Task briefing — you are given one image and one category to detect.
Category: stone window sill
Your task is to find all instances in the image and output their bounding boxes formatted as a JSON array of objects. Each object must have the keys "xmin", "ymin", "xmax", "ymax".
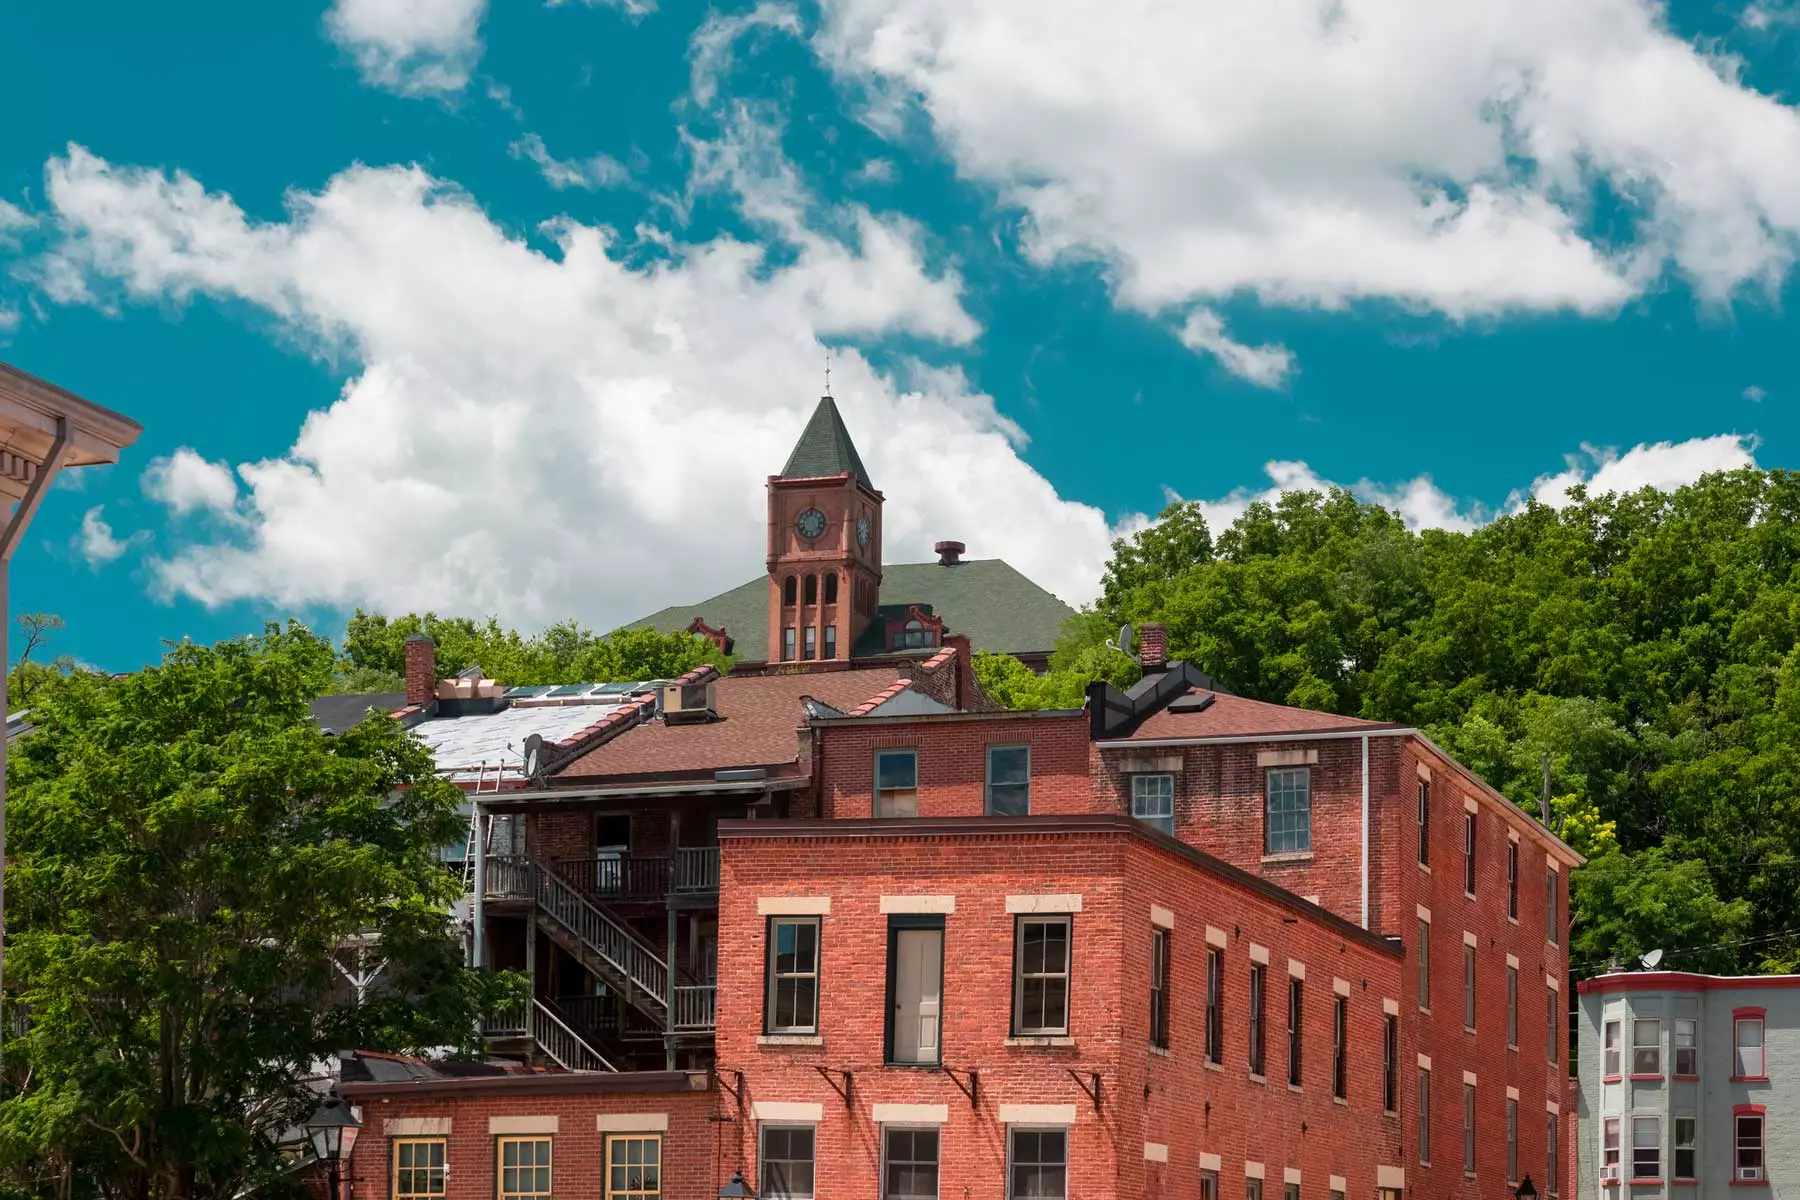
[
  {"xmin": 1262, "ymin": 852, "xmax": 1315, "ymax": 865},
  {"xmin": 1005, "ymin": 1036, "xmax": 1075, "ymax": 1048},
  {"xmin": 1150, "ymin": 1046, "xmax": 1171, "ymax": 1058},
  {"xmin": 1203, "ymin": 1060, "xmax": 1224, "ymax": 1073},
  {"xmin": 1730, "ymin": 1075, "xmax": 1769, "ymax": 1083},
  {"xmin": 1249, "ymin": 1072, "xmax": 1267, "ymax": 1086},
  {"xmin": 757, "ymin": 1034, "xmax": 823, "ymax": 1047}
]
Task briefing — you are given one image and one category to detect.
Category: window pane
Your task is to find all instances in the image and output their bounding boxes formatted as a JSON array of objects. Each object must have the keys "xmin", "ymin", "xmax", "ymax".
[
  {"xmin": 1737, "ymin": 1116, "xmax": 1764, "ymax": 1171},
  {"xmin": 1417, "ymin": 920, "xmax": 1430, "ymax": 1008},
  {"xmin": 1737, "ymin": 1018, "xmax": 1764, "ymax": 1077},
  {"xmin": 762, "ymin": 1127, "xmax": 816, "ymax": 1199},
  {"xmin": 1603, "ymin": 1020, "xmax": 1620, "ymax": 1076},
  {"xmin": 877, "ymin": 751, "xmax": 918, "ymax": 790},
  {"xmin": 1009, "ymin": 1130, "xmax": 1067, "ymax": 1199},
  {"xmin": 884, "ymin": 1129, "xmax": 940, "ymax": 1200},
  {"xmin": 1632, "ymin": 1116, "xmax": 1661, "ymax": 1178},
  {"xmin": 1633, "ymin": 1018, "xmax": 1661, "ymax": 1074},
  {"xmin": 986, "ymin": 746, "xmax": 1031, "ymax": 816},
  {"xmin": 1674, "ymin": 1117, "xmax": 1695, "ymax": 1181},
  {"xmin": 1265, "ymin": 769, "xmax": 1312, "ymax": 854},
  {"xmin": 1674, "ymin": 1018, "xmax": 1697, "ymax": 1075},
  {"xmin": 1132, "ymin": 774, "xmax": 1175, "ymax": 835}
]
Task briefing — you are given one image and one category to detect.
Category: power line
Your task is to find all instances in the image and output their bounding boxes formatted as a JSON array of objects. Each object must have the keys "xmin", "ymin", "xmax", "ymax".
[{"xmin": 1571, "ymin": 926, "xmax": 1800, "ymax": 975}]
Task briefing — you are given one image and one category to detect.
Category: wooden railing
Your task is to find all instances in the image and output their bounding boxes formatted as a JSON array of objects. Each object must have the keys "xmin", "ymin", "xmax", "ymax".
[
  {"xmin": 673, "ymin": 847, "xmax": 720, "ymax": 894},
  {"xmin": 480, "ymin": 997, "xmax": 527, "ymax": 1038},
  {"xmin": 536, "ymin": 868, "xmax": 669, "ymax": 1013},
  {"xmin": 529, "ymin": 999, "xmax": 616, "ymax": 1072},
  {"xmin": 674, "ymin": 985, "xmax": 717, "ymax": 1031},
  {"xmin": 483, "ymin": 855, "xmax": 533, "ymax": 900},
  {"xmin": 554, "ymin": 854, "xmax": 670, "ymax": 903}
]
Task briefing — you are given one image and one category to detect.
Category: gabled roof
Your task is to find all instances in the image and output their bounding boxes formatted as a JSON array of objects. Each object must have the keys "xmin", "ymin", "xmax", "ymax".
[
  {"xmin": 1122, "ymin": 688, "xmax": 1405, "ymax": 742},
  {"xmin": 632, "ymin": 559, "xmax": 1073, "ymax": 661},
  {"xmin": 779, "ymin": 396, "xmax": 874, "ymax": 489},
  {"xmin": 552, "ymin": 666, "xmax": 906, "ymax": 780},
  {"xmin": 310, "ymin": 692, "xmax": 407, "ymax": 736}
]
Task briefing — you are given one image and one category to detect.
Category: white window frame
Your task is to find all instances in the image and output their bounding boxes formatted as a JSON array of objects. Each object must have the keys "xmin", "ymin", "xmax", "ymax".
[
  {"xmin": 874, "ymin": 749, "xmax": 919, "ymax": 819},
  {"xmin": 1603, "ymin": 1019, "xmax": 1621, "ymax": 1077},
  {"xmin": 1631, "ymin": 1115, "xmax": 1661, "ymax": 1180},
  {"xmin": 1132, "ymin": 773, "xmax": 1175, "ymax": 835},
  {"xmin": 985, "ymin": 745, "xmax": 1031, "ymax": 816},
  {"xmin": 1736, "ymin": 1017, "xmax": 1766, "ymax": 1079},
  {"xmin": 1632, "ymin": 1018, "xmax": 1661, "ymax": 1076},
  {"xmin": 1673, "ymin": 1116, "xmax": 1696, "ymax": 1182},
  {"xmin": 1674, "ymin": 1018, "xmax": 1697, "ymax": 1076},
  {"xmin": 1264, "ymin": 767, "xmax": 1312, "ymax": 854}
]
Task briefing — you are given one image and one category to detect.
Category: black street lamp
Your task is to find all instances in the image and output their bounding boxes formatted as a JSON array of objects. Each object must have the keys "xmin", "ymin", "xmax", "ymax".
[
  {"xmin": 1516, "ymin": 1175, "xmax": 1539, "ymax": 1200},
  {"xmin": 719, "ymin": 1169, "xmax": 758, "ymax": 1199},
  {"xmin": 305, "ymin": 1091, "xmax": 361, "ymax": 1200}
]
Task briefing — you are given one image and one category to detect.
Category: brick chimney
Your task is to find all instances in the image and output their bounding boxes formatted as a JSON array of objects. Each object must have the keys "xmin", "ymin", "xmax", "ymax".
[
  {"xmin": 404, "ymin": 636, "xmax": 437, "ymax": 706},
  {"xmin": 1138, "ymin": 623, "xmax": 1168, "ymax": 672}
]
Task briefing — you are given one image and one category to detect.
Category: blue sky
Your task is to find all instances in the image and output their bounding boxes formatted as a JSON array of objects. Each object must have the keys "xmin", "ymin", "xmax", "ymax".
[{"xmin": 0, "ymin": 0, "xmax": 1797, "ymax": 673}]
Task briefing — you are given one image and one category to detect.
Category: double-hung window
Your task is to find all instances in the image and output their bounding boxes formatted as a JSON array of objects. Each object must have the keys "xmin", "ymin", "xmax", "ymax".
[
  {"xmin": 1735, "ymin": 1012, "xmax": 1766, "ymax": 1079},
  {"xmin": 1462, "ymin": 942, "xmax": 1476, "ymax": 1031},
  {"xmin": 1463, "ymin": 812, "xmax": 1477, "ymax": 895},
  {"xmin": 1265, "ymin": 768, "xmax": 1311, "ymax": 854},
  {"xmin": 1673, "ymin": 1117, "xmax": 1696, "ymax": 1182},
  {"xmin": 760, "ymin": 1126, "xmax": 816, "ymax": 1199},
  {"xmin": 605, "ymin": 1135, "xmax": 661, "ymax": 1200},
  {"xmin": 1736, "ymin": 1110, "xmax": 1766, "ymax": 1180},
  {"xmin": 1416, "ymin": 779, "xmax": 1430, "ymax": 866},
  {"xmin": 1332, "ymin": 995, "xmax": 1348, "ymax": 1100},
  {"xmin": 1603, "ymin": 1118, "xmax": 1621, "ymax": 1176},
  {"xmin": 875, "ymin": 750, "xmax": 919, "ymax": 818},
  {"xmin": 1674, "ymin": 1018, "xmax": 1697, "ymax": 1076},
  {"xmin": 1249, "ymin": 963, "xmax": 1268, "ymax": 1076},
  {"xmin": 766, "ymin": 917, "xmax": 821, "ymax": 1035},
  {"xmin": 1008, "ymin": 1130, "xmax": 1067, "ymax": 1200},
  {"xmin": 1506, "ymin": 1098, "xmax": 1518, "ymax": 1184},
  {"xmin": 1602, "ymin": 1019, "xmax": 1621, "ymax": 1076},
  {"xmin": 1631, "ymin": 1116, "xmax": 1661, "ymax": 1180},
  {"xmin": 882, "ymin": 1129, "xmax": 939, "ymax": 1200},
  {"xmin": 1546, "ymin": 868, "xmax": 1558, "ymax": 943},
  {"xmin": 1507, "ymin": 840, "xmax": 1519, "ymax": 919},
  {"xmin": 1205, "ymin": 946, "xmax": 1225, "ymax": 1065},
  {"xmin": 1418, "ymin": 1067, "xmax": 1431, "ymax": 1164},
  {"xmin": 1014, "ymin": 915, "xmax": 1071, "ymax": 1036},
  {"xmin": 1506, "ymin": 965, "xmax": 1518, "ymax": 1048},
  {"xmin": 1462, "ymin": 1083, "xmax": 1475, "ymax": 1174},
  {"xmin": 1382, "ymin": 1013, "xmax": 1398, "ymax": 1113},
  {"xmin": 986, "ymin": 745, "xmax": 1030, "ymax": 816},
  {"xmin": 1132, "ymin": 774, "xmax": 1175, "ymax": 835},
  {"xmin": 1247, "ymin": 1179, "xmax": 1263, "ymax": 1200},
  {"xmin": 1417, "ymin": 919, "xmax": 1430, "ymax": 1009},
  {"xmin": 498, "ymin": 1138, "xmax": 552, "ymax": 1200},
  {"xmin": 1632, "ymin": 1018, "xmax": 1661, "ymax": 1075},
  {"xmin": 393, "ymin": 1140, "xmax": 446, "ymax": 1200},
  {"xmin": 1547, "ymin": 987, "xmax": 1559, "ymax": 1065},
  {"xmin": 1547, "ymin": 1112, "xmax": 1559, "ymax": 1197},
  {"xmin": 1150, "ymin": 927, "xmax": 1172, "ymax": 1050},
  {"xmin": 1287, "ymin": 976, "xmax": 1304, "ymax": 1087}
]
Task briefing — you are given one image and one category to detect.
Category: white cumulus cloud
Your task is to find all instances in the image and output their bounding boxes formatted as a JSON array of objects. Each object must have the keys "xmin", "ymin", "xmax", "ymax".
[
  {"xmin": 816, "ymin": 0, "xmax": 1800, "ymax": 369},
  {"xmin": 1521, "ymin": 435, "xmax": 1758, "ymax": 509},
  {"xmin": 76, "ymin": 506, "xmax": 150, "ymax": 567},
  {"xmin": 324, "ymin": 0, "xmax": 486, "ymax": 96},
  {"xmin": 1177, "ymin": 309, "xmax": 1295, "ymax": 389},
  {"xmin": 37, "ymin": 144, "xmax": 1123, "ymax": 623},
  {"xmin": 142, "ymin": 447, "xmax": 241, "ymax": 518}
]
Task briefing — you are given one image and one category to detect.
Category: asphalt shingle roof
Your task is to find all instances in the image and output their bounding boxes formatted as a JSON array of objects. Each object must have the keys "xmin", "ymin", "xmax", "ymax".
[
  {"xmin": 631, "ymin": 558, "xmax": 1074, "ymax": 662},
  {"xmin": 779, "ymin": 396, "xmax": 874, "ymax": 488},
  {"xmin": 1126, "ymin": 689, "xmax": 1406, "ymax": 742}
]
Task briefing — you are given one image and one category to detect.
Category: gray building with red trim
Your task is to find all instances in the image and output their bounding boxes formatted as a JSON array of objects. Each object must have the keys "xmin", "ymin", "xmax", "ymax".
[{"xmin": 1576, "ymin": 971, "xmax": 1798, "ymax": 1198}]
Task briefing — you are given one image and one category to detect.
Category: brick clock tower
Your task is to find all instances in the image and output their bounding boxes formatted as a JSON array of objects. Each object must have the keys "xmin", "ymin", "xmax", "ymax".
[{"xmin": 766, "ymin": 396, "xmax": 883, "ymax": 665}]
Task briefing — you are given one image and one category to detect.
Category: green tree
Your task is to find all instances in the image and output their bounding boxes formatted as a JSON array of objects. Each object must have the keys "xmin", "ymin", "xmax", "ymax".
[
  {"xmin": 0, "ymin": 623, "xmax": 515, "ymax": 1200},
  {"xmin": 1572, "ymin": 847, "xmax": 1752, "ymax": 976},
  {"xmin": 339, "ymin": 611, "xmax": 728, "ymax": 687}
]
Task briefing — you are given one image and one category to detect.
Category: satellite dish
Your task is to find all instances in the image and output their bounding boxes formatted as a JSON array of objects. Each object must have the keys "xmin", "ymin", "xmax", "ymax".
[
  {"xmin": 1640, "ymin": 948, "xmax": 1664, "ymax": 970},
  {"xmin": 522, "ymin": 733, "xmax": 543, "ymax": 783},
  {"xmin": 1118, "ymin": 623, "xmax": 1134, "ymax": 651}
]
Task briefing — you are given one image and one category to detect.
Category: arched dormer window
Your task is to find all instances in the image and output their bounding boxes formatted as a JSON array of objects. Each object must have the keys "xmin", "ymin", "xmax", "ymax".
[
  {"xmin": 823, "ymin": 573, "xmax": 839, "ymax": 604},
  {"xmin": 782, "ymin": 575, "xmax": 797, "ymax": 606},
  {"xmin": 804, "ymin": 574, "xmax": 818, "ymax": 605}
]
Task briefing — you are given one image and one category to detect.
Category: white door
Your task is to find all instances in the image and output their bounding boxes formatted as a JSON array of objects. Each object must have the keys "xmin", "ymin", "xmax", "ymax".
[{"xmin": 893, "ymin": 929, "xmax": 943, "ymax": 1064}]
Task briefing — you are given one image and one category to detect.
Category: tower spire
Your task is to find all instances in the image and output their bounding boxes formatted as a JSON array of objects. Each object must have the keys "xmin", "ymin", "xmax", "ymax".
[{"xmin": 778, "ymin": 394, "xmax": 874, "ymax": 490}]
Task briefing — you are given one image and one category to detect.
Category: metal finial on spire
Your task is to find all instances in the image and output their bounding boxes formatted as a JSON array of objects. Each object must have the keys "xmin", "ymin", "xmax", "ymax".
[{"xmin": 824, "ymin": 355, "xmax": 832, "ymax": 397}]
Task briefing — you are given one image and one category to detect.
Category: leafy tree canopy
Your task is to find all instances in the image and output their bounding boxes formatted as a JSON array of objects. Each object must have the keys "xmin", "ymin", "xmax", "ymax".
[
  {"xmin": 336, "ymin": 612, "xmax": 728, "ymax": 691},
  {"xmin": 987, "ymin": 469, "xmax": 1800, "ymax": 974},
  {"xmin": 0, "ymin": 623, "xmax": 516, "ymax": 1200}
]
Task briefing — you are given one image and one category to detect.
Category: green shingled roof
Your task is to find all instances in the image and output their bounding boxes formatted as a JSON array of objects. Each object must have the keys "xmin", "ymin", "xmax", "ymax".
[
  {"xmin": 632, "ymin": 559, "xmax": 1075, "ymax": 662},
  {"xmin": 779, "ymin": 396, "xmax": 874, "ymax": 489}
]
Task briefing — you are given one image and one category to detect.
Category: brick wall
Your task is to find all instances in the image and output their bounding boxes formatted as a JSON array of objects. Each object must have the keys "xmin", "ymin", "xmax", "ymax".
[
  {"xmin": 716, "ymin": 820, "xmax": 1408, "ymax": 1200},
  {"xmin": 817, "ymin": 712, "xmax": 1091, "ymax": 819},
  {"xmin": 339, "ymin": 1082, "xmax": 727, "ymax": 1200}
]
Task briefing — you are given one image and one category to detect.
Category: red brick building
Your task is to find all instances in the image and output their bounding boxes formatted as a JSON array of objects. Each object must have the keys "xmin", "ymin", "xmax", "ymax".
[{"xmin": 333, "ymin": 403, "xmax": 1580, "ymax": 1200}]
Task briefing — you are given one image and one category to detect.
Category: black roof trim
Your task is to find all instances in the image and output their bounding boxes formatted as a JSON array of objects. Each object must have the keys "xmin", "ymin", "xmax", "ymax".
[{"xmin": 718, "ymin": 813, "xmax": 1401, "ymax": 958}]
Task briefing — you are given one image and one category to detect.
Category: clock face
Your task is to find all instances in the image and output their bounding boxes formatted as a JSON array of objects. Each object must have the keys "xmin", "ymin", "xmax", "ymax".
[
  {"xmin": 795, "ymin": 507, "xmax": 828, "ymax": 541},
  {"xmin": 856, "ymin": 516, "xmax": 871, "ymax": 548}
]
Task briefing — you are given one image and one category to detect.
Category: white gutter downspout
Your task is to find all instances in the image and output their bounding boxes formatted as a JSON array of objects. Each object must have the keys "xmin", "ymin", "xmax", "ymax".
[{"xmin": 1360, "ymin": 733, "xmax": 1370, "ymax": 930}]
